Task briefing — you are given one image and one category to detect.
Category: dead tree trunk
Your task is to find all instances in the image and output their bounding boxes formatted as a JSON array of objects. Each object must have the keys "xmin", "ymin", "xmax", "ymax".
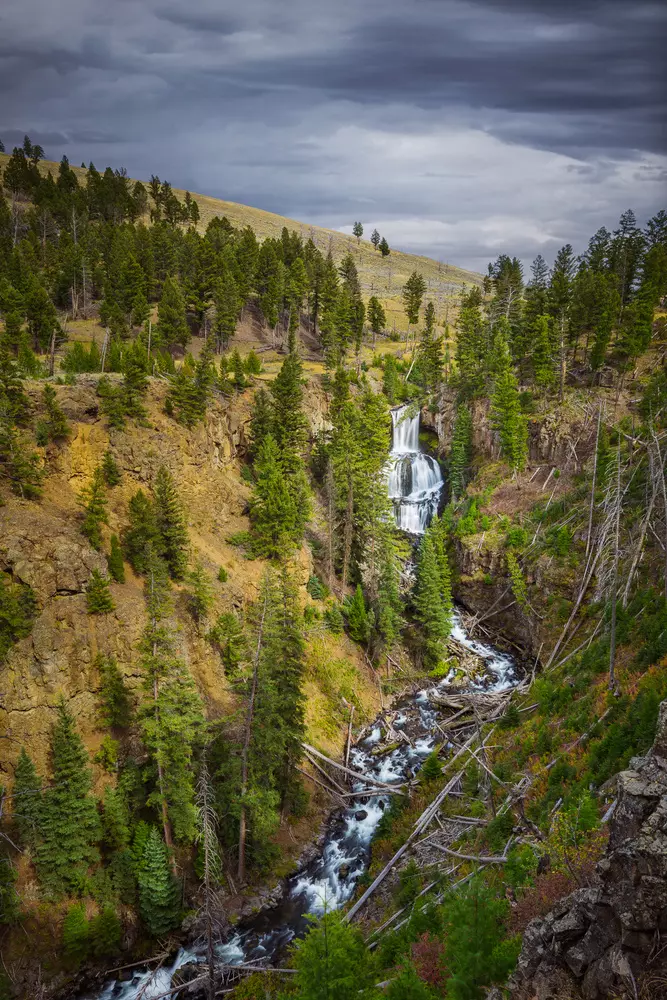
[
  {"xmin": 608, "ymin": 444, "xmax": 622, "ymax": 690},
  {"xmin": 585, "ymin": 407, "xmax": 602, "ymax": 559},
  {"xmin": 197, "ymin": 751, "xmax": 219, "ymax": 1000},
  {"xmin": 238, "ymin": 594, "xmax": 267, "ymax": 883}
]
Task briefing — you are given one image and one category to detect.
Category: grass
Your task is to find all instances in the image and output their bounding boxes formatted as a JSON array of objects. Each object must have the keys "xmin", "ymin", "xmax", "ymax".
[{"xmin": 0, "ymin": 152, "xmax": 483, "ymax": 332}]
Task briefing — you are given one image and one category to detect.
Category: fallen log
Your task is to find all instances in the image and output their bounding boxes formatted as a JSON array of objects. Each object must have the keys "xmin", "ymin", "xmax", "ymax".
[
  {"xmin": 301, "ymin": 743, "xmax": 406, "ymax": 791},
  {"xmin": 296, "ymin": 767, "xmax": 346, "ymax": 806}
]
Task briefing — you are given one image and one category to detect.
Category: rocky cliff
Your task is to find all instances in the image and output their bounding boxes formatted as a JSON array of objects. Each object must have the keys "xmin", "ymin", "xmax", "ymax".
[{"xmin": 505, "ymin": 700, "xmax": 667, "ymax": 1000}]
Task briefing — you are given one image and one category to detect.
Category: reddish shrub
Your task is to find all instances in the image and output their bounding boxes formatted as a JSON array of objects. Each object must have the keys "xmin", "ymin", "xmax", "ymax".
[{"xmin": 411, "ymin": 932, "xmax": 448, "ymax": 991}]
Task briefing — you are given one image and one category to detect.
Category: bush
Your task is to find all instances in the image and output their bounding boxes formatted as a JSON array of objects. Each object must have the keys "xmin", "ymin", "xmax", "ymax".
[
  {"xmin": 217, "ymin": 566, "xmax": 228, "ymax": 583},
  {"xmin": 306, "ymin": 574, "xmax": 326, "ymax": 600}
]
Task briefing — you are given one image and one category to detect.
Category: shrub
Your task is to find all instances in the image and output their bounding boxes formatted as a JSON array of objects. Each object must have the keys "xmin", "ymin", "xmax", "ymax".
[
  {"xmin": 306, "ymin": 574, "xmax": 326, "ymax": 600},
  {"xmin": 217, "ymin": 566, "xmax": 228, "ymax": 583},
  {"xmin": 62, "ymin": 904, "xmax": 89, "ymax": 964},
  {"xmin": 86, "ymin": 569, "xmax": 115, "ymax": 614}
]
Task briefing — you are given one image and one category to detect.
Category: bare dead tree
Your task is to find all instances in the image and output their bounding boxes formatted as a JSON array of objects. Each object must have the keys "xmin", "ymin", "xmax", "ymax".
[
  {"xmin": 238, "ymin": 585, "xmax": 268, "ymax": 883},
  {"xmin": 607, "ymin": 442, "xmax": 622, "ymax": 690},
  {"xmin": 196, "ymin": 750, "xmax": 222, "ymax": 1000}
]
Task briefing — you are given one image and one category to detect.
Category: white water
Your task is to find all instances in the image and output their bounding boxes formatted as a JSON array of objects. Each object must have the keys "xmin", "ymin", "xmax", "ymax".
[{"xmin": 387, "ymin": 405, "xmax": 444, "ymax": 534}]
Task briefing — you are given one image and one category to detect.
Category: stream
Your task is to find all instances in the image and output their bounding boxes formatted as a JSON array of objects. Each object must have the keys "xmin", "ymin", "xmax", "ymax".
[{"xmin": 85, "ymin": 405, "xmax": 519, "ymax": 999}]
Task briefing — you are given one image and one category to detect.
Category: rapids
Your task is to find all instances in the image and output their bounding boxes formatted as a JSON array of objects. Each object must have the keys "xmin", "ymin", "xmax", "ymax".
[
  {"xmin": 84, "ymin": 612, "xmax": 517, "ymax": 1000},
  {"xmin": 387, "ymin": 405, "xmax": 444, "ymax": 533}
]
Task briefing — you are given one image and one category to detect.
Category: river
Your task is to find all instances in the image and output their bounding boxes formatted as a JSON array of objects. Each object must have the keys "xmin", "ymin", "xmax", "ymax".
[{"xmin": 84, "ymin": 404, "xmax": 517, "ymax": 999}]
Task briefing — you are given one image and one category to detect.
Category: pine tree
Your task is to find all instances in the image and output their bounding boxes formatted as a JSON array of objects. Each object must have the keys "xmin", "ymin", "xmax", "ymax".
[
  {"xmin": 250, "ymin": 434, "xmax": 299, "ymax": 558},
  {"xmin": 212, "ymin": 271, "xmax": 240, "ymax": 352},
  {"xmin": 379, "ymin": 237, "xmax": 390, "ymax": 257},
  {"xmin": 403, "ymin": 271, "xmax": 427, "ymax": 326},
  {"xmin": 248, "ymin": 387, "xmax": 274, "ymax": 460},
  {"xmin": 97, "ymin": 654, "xmax": 132, "ymax": 728},
  {"xmin": 62, "ymin": 903, "xmax": 89, "ymax": 964},
  {"xmin": 455, "ymin": 289, "xmax": 487, "ymax": 398},
  {"xmin": 137, "ymin": 827, "xmax": 180, "ymax": 936},
  {"xmin": 131, "ymin": 290, "xmax": 150, "ymax": 328},
  {"xmin": 532, "ymin": 314, "xmax": 556, "ymax": 391},
  {"xmin": 490, "ymin": 332, "xmax": 528, "ymax": 474},
  {"xmin": 413, "ymin": 530, "xmax": 452, "ymax": 665},
  {"xmin": 420, "ymin": 751, "xmax": 442, "ymax": 782},
  {"xmin": 292, "ymin": 912, "xmax": 374, "ymax": 1000},
  {"xmin": 371, "ymin": 229, "xmax": 381, "ymax": 251},
  {"xmin": 367, "ymin": 296, "xmax": 386, "ymax": 345},
  {"xmin": 153, "ymin": 466, "xmax": 189, "ymax": 579},
  {"xmin": 12, "ymin": 747, "xmax": 43, "ymax": 848},
  {"xmin": 186, "ymin": 562, "xmax": 214, "ymax": 623},
  {"xmin": 352, "ymin": 221, "xmax": 364, "ymax": 242},
  {"xmin": 156, "ymin": 276, "xmax": 189, "ymax": 351},
  {"xmin": 101, "ymin": 786, "xmax": 131, "ymax": 850},
  {"xmin": 448, "ymin": 405, "xmax": 472, "ymax": 501},
  {"xmin": 230, "ymin": 349, "xmax": 246, "ymax": 390},
  {"xmin": 122, "ymin": 490, "xmax": 160, "ymax": 574},
  {"xmin": 344, "ymin": 585, "xmax": 371, "ymax": 645},
  {"xmin": 101, "ymin": 450, "xmax": 121, "ymax": 487},
  {"xmin": 0, "ymin": 421, "xmax": 43, "ymax": 498},
  {"xmin": 245, "ymin": 350, "xmax": 262, "ymax": 375},
  {"xmin": 86, "ymin": 569, "xmax": 115, "ymax": 614},
  {"xmin": 382, "ymin": 355, "xmax": 400, "ymax": 404},
  {"xmin": 107, "ymin": 534, "xmax": 125, "ymax": 583},
  {"xmin": 385, "ymin": 963, "xmax": 436, "ymax": 1000},
  {"xmin": 78, "ymin": 467, "xmax": 108, "ymax": 550},
  {"xmin": 42, "ymin": 384, "xmax": 70, "ymax": 442},
  {"xmin": 88, "ymin": 907, "xmax": 122, "ymax": 958},
  {"xmin": 36, "ymin": 700, "xmax": 101, "ymax": 897},
  {"xmin": 209, "ymin": 611, "xmax": 247, "ymax": 676}
]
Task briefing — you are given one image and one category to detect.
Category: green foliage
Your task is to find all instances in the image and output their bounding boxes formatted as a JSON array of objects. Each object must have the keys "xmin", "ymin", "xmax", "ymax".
[
  {"xmin": 122, "ymin": 489, "xmax": 160, "ymax": 574},
  {"xmin": 506, "ymin": 551, "xmax": 528, "ymax": 608},
  {"xmin": 11, "ymin": 747, "xmax": 43, "ymax": 848},
  {"xmin": 306, "ymin": 575, "xmax": 326, "ymax": 600},
  {"xmin": 382, "ymin": 354, "xmax": 400, "ymax": 403},
  {"xmin": 291, "ymin": 912, "xmax": 376, "ymax": 1000},
  {"xmin": 107, "ymin": 533, "xmax": 126, "ymax": 583},
  {"xmin": 86, "ymin": 569, "xmax": 115, "ymax": 614},
  {"xmin": 245, "ymin": 349, "xmax": 262, "ymax": 375},
  {"xmin": 62, "ymin": 903, "xmax": 89, "ymax": 964},
  {"xmin": 101, "ymin": 450, "xmax": 121, "ymax": 487},
  {"xmin": 249, "ymin": 433, "xmax": 300, "ymax": 558},
  {"xmin": 413, "ymin": 526, "xmax": 453, "ymax": 665},
  {"xmin": 490, "ymin": 332, "xmax": 528, "ymax": 473},
  {"xmin": 343, "ymin": 585, "xmax": 372, "ymax": 645},
  {"xmin": 137, "ymin": 827, "xmax": 180, "ymax": 936},
  {"xmin": 94, "ymin": 734, "xmax": 120, "ymax": 772},
  {"xmin": 153, "ymin": 466, "xmax": 189, "ymax": 579},
  {"xmin": 88, "ymin": 907, "xmax": 122, "ymax": 958},
  {"xmin": 78, "ymin": 467, "xmax": 108, "ymax": 550},
  {"xmin": 0, "ymin": 572, "xmax": 36, "ymax": 664},
  {"xmin": 209, "ymin": 612, "xmax": 247, "ymax": 676},
  {"xmin": 403, "ymin": 271, "xmax": 427, "ymax": 326},
  {"xmin": 420, "ymin": 751, "xmax": 442, "ymax": 783},
  {"xmin": 448, "ymin": 405, "xmax": 472, "ymax": 501},
  {"xmin": 35, "ymin": 700, "xmax": 101, "ymax": 897},
  {"xmin": 324, "ymin": 604, "xmax": 345, "ymax": 635},
  {"xmin": 40, "ymin": 384, "xmax": 70, "ymax": 443},
  {"xmin": 156, "ymin": 275, "xmax": 189, "ymax": 350},
  {"xmin": 217, "ymin": 565, "xmax": 228, "ymax": 583},
  {"xmin": 186, "ymin": 562, "xmax": 214, "ymax": 623}
]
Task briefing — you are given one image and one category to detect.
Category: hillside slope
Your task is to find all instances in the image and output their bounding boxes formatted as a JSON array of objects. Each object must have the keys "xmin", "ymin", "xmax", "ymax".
[{"xmin": 0, "ymin": 152, "xmax": 483, "ymax": 331}]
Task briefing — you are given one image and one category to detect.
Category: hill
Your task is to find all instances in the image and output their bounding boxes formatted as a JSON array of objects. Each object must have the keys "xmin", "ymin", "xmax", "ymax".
[{"xmin": 0, "ymin": 152, "xmax": 482, "ymax": 332}]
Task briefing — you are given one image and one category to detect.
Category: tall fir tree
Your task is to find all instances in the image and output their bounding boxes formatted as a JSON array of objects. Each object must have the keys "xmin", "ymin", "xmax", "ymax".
[
  {"xmin": 448, "ymin": 405, "xmax": 472, "ymax": 501},
  {"xmin": 153, "ymin": 466, "xmax": 189, "ymax": 579},
  {"xmin": 413, "ymin": 529, "xmax": 452, "ymax": 665},
  {"xmin": 86, "ymin": 568, "xmax": 115, "ymax": 614},
  {"xmin": 12, "ymin": 747, "xmax": 43, "ymax": 849},
  {"xmin": 137, "ymin": 827, "xmax": 180, "ymax": 936},
  {"xmin": 156, "ymin": 276, "xmax": 189, "ymax": 351},
  {"xmin": 78, "ymin": 466, "xmax": 108, "ymax": 550},
  {"xmin": 490, "ymin": 332, "xmax": 528, "ymax": 474}
]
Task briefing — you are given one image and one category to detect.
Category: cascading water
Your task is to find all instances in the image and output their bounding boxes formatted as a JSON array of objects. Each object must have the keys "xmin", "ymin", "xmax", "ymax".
[
  {"xmin": 82, "ymin": 618, "xmax": 517, "ymax": 1000},
  {"xmin": 388, "ymin": 404, "xmax": 443, "ymax": 534}
]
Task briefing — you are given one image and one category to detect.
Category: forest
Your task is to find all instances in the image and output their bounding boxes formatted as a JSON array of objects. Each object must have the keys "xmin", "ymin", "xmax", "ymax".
[{"xmin": 0, "ymin": 137, "xmax": 666, "ymax": 1000}]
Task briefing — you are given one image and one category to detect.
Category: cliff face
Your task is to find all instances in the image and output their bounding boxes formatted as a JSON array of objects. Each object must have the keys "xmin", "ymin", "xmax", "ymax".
[
  {"xmin": 0, "ymin": 375, "xmax": 366, "ymax": 781},
  {"xmin": 505, "ymin": 701, "xmax": 667, "ymax": 1000}
]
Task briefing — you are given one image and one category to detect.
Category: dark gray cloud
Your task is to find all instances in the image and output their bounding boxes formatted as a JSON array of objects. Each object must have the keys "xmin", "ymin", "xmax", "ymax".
[{"xmin": 1, "ymin": 0, "xmax": 665, "ymax": 269}]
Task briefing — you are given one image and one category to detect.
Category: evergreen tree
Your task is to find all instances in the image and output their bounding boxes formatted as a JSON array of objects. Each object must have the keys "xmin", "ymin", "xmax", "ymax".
[
  {"xmin": 367, "ymin": 296, "xmax": 386, "ymax": 345},
  {"xmin": 88, "ymin": 907, "xmax": 122, "ymax": 958},
  {"xmin": 36, "ymin": 700, "xmax": 101, "ymax": 897},
  {"xmin": 379, "ymin": 237, "xmax": 390, "ymax": 257},
  {"xmin": 131, "ymin": 290, "xmax": 150, "ymax": 328},
  {"xmin": 344, "ymin": 585, "xmax": 372, "ymax": 645},
  {"xmin": 245, "ymin": 349, "xmax": 262, "ymax": 375},
  {"xmin": 250, "ymin": 434, "xmax": 299, "ymax": 558},
  {"xmin": 101, "ymin": 787, "xmax": 131, "ymax": 850},
  {"xmin": 371, "ymin": 228, "xmax": 381, "ymax": 250},
  {"xmin": 153, "ymin": 466, "xmax": 189, "ymax": 579},
  {"xmin": 0, "ymin": 420, "xmax": 43, "ymax": 498},
  {"xmin": 0, "ymin": 348, "xmax": 31, "ymax": 424},
  {"xmin": 137, "ymin": 827, "xmax": 180, "ymax": 936},
  {"xmin": 352, "ymin": 221, "xmax": 364, "ymax": 242},
  {"xmin": 86, "ymin": 569, "xmax": 115, "ymax": 614},
  {"xmin": 248, "ymin": 386, "xmax": 274, "ymax": 459},
  {"xmin": 291, "ymin": 912, "xmax": 375, "ymax": 1000},
  {"xmin": 156, "ymin": 276, "xmax": 189, "ymax": 351},
  {"xmin": 402, "ymin": 271, "xmax": 427, "ymax": 326},
  {"xmin": 490, "ymin": 332, "xmax": 528, "ymax": 474},
  {"xmin": 382, "ymin": 354, "xmax": 400, "ymax": 404},
  {"xmin": 212, "ymin": 270, "xmax": 239, "ymax": 352},
  {"xmin": 413, "ymin": 530, "xmax": 452, "ymax": 665},
  {"xmin": 107, "ymin": 534, "xmax": 125, "ymax": 583},
  {"xmin": 420, "ymin": 750, "xmax": 442, "ymax": 782},
  {"xmin": 62, "ymin": 904, "xmax": 89, "ymax": 964},
  {"xmin": 532, "ymin": 314, "xmax": 556, "ymax": 391},
  {"xmin": 455, "ymin": 288, "xmax": 487, "ymax": 398},
  {"xmin": 101, "ymin": 450, "xmax": 121, "ymax": 487},
  {"xmin": 230, "ymin": 349, "xmax": 246, "ymax": 389},
  {"xmin": 385, "ymin": 963, "xmax": 436, "ymax": 1000},
  {"xmin": 209, "ymin": 611, "xmax": 247, "ymax": 676},
  {"xmin": 97, "ymin": 654, "xmax": 132, "ymax": 728},
  {"xmin": 78, "ymin": 467, "xmax": 108, "ymax": 550},
  {"xmin": 41, "ymin": 384, "xmax": 70, "ymax": 442},
  {"xmin": 448, "ymin": 405, "xmax": 472, "ymax": 501},
  {"xmin": 186, "ymin": 562, "xmax": 214, "ymax": 623},
  {"xmin": 11, "ymin": 747, "xmax": 43, "ymax": 849},
  {"xmin": 122, "ymin": 490, "xmax": 160, "ymax": 574}
]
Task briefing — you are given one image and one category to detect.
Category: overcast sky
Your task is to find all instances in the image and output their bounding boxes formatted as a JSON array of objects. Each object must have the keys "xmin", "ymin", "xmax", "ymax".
[{"xmin": 1, "ymin": 0, "xmax": 665, "ymax": 271}]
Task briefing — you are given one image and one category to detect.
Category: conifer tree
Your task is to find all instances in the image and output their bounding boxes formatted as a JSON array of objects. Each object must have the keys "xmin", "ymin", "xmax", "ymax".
[
  {"xmin": 420, "ymin": 750, "xmax": 442, "ymax": 782},
  {"xmin": 78, "ymin": 466, "xmax": 108, "ymax": 550},
  {"xmin": 131, "ymin": 290, "xmax": 150, "ymax": 329},
  {"xmin": 12, "ymin": 747, "xmax": 43, "ymax": 849},
  {"xmin": 382, "ymin": 354, "xmax": 400, "ymax": 404},
  {"xmin": 367, "ymin": 296, "xmax": 386, "ymax": 346},
  {"xmin": 291, "ymin": 912, "xmax": 374, "ymax": 1000},
  {"xmin": 41, "ymin": 384, "xmax": 70, "ymax": 442},
  {"xmin": 156, "ymin": 276, "xmax": 189, "ymax": 351},
  {"xmin": 137, "ymin": 827, "xmax": 180, "ymax": 936},
  {"xmin": 212, "ymin": 271, "xmax": 240, "ymax": 352},
  {"xmin": 248, "ymin": 387, "xmax": 274, "ymax": 460},
  {"xmin": 101, "ymin": 450, "xmax": 121, "ymax": 487},
  {"xmin": 344, "ymin": 585, "xmax": 372, "ymax": 645},
  {"xmin": 490, "ymin": 332, "xmax": 528, "ymax": 474},
  {"xmin": 209, "ymin": 611, "xmax": 247, "ymax": 676},
  {"xmin": 88, "ymin": 907, "xmax": 122, "ymax": 958},
  {"xmin": 413, "ymin": 530, "xmax": 452, "ymax": 665},
  {"xmin": 86, "ymin": 568, "xmax": 115, "ymax": 614},
  {"xmin": 371, "ymin": 228, "xmax": 381, "ymax": 250},
  {"xmin": 230, "ymin": 349, "xmax": 246, "ymax": 390},
  {"xmin": 107, "ymin": 534, "xmax": 125, "ymax": 583},
  {"xmin": 455, "ymin": 288, "xmax": 487, "ymax": 398},
  {"xmin": 0, "ymin": 421, "xmax": 43, "ymax": 498},
  {"xmin": 250, "ymin": 434, "xmax": 299, "ymax": 558},
  {"xmin": 448, "ymin": 405, "xmax": 472, "ymax": 501},
  {"xmin": 244, "ymin": 349, "xmax": 262, "ymax": 375},
  {"xmin": 379, "ymin": 237, "xmax": 390, "ymax": 256},
  {"xmin": 122, "ymin": 490, "xmax": 160, "ymax": 574},
  {"xmin": 186, "ymin": 562, "xmax": 214, "ymax": 624},
  {"xmin": 62, "ymin": 903, "xmax": 89, "ymax": 964},
  {"xmin": 36, "ymin": 700, "xmax": 101, "ymax": 897},
  {"xmin": 402, "ymin": 271, "xmax": 427, "ymax": 327},
  {"xmin": 153, "ymin": 466, "xmax": 189, "ymax": 579},
  {"xmin": 532, "ymin": 314, "xmax": 556, "ymax": 391},
  {"xmin": 97, "ymin": 654, "xmax": 132, "ymax": 728},
  {"xmin": 101, "ymin": 787, "xmax": 131, "ymax": 851}
]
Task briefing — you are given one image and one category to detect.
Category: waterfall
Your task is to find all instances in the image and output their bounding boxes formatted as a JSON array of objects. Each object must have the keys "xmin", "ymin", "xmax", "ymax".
[{"xmin": 388, "ymin": 405, "xmax": 444, "ymax": 534}]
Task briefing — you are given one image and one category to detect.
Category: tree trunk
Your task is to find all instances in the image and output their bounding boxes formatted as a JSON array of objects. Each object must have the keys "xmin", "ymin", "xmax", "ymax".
[
  {"xmin": 585, "ymin": 407, "xmax": 602, "ymax": 559},
  {"xmin": 341, "ymin": 480, "xmax": 354, "ymax": 589},
  {"xmin": 558, "ymin": 316, "xmax": 566, "ymax": 403},
  {"xmin": 608, "ymin": 445, "xmax": 621, "ymax": 690},
  {"xmin": 238, "ymin": 595, "xmax": 267, "ymax": 883}
]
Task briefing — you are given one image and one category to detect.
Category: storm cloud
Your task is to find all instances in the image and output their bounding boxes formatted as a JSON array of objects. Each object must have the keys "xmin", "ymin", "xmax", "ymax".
[{"xmin": 1, "ymin": 0, "xmax": 665, "ymax": 270}]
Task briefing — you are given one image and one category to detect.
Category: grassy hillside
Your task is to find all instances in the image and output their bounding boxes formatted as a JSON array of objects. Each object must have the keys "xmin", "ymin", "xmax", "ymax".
[{"xmin": 0, "ymin": 152, "xmax": 483, "ymax": 331}]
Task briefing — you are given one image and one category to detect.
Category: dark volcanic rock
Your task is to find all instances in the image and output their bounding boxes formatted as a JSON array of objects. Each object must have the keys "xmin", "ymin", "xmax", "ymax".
[{"xmin": 508, "ymin": 700, "xmax": 667, "ymax": 1000}]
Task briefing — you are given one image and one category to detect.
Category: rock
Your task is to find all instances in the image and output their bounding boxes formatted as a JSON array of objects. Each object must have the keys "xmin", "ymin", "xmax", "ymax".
[
  {"xmin": 507, "ymin": 699, "xmax": 667, "ymax": 999},
  {"xmin": 339, "ymin": 864, "xmax": 351, "ymax": 879},
  {"xmin": 354, "ymin": 810, "xmax": 368, "ymax": 821}
]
